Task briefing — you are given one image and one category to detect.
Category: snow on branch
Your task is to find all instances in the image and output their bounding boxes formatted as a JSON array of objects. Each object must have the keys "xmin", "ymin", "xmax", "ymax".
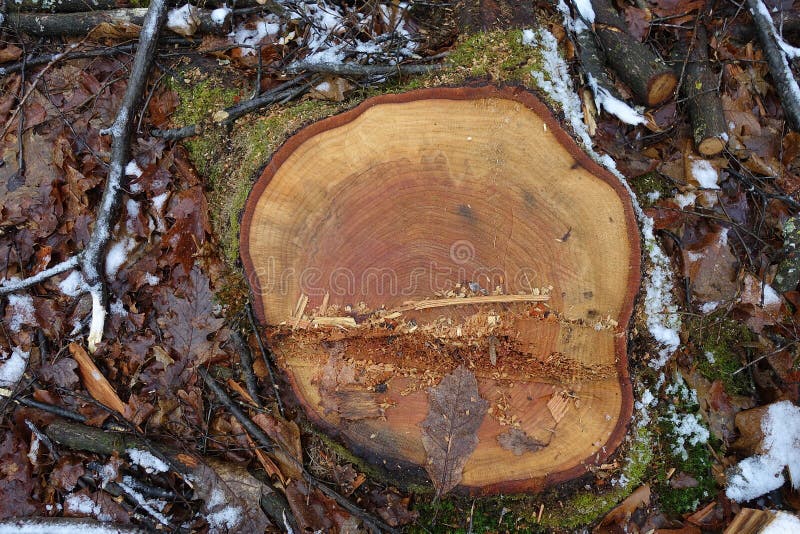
[
  {"xmin": 1, "ymin": 0, "xmax": 169, "ymax": 354},
  {"xmin": 748, "ymin": 0, "xmax": 800, "ymax": 130}
]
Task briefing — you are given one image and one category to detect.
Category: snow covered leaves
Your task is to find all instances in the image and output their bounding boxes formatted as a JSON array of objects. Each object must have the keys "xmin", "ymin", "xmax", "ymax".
[
  {"xmin": 726, "ymin": 401, "xmax": 800, "ymax": 502},
  {"xmin": 420, "ymin": 367, "xmax": 488, "ymax": 496}
]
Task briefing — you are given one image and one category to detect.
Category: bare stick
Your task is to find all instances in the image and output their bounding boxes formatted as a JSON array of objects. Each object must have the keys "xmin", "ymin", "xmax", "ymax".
[
  {"xmin": 246, "ymin": 302, "xmax": 284, "ymax": 417},
  {"xmin": 81, "ymin": 0, "xmax": 168, "ymax": 352},
  {"xmin": 747, "ymin": 0, "xmax": 800, "ymax": 130},
  {"xmin": 285, "ymin": 61, "xmax": 442, "ymax": 77},
  {"xmin": 0, "ymin": 256, "xmax": 79, "ymax": 295},
  {"xmin": 151, "ymin": 79, "xmax": 311, "ymax": 141},
  {"xmin": 197, "ymin": 368, "xmax": 397, "ymax": 534}
]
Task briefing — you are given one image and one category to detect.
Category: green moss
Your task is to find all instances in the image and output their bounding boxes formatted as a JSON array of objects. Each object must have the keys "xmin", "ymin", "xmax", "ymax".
[
  {"xmin": 631, "ymin": 172, "xmax": 671, "ymax": 208},
  {"xmin": 685, "ymin": 313, "xmax": 754, "ymax": 395},
  {"xmin": 654, "ymin": 415, "xmax": 718, "ymax": 515},
  {"xmin": 540, "ymin": 427, "xmax": 654, "ymax": 529},
  {"xmin": 448, "ymin": 30, "xmax": 543, "ymax": 82}
]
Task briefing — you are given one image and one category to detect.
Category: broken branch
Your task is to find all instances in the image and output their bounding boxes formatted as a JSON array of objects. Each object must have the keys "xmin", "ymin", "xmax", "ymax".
[{"xmin": 746, "ymin": 0, "xmax": 800, "ymax": 130}]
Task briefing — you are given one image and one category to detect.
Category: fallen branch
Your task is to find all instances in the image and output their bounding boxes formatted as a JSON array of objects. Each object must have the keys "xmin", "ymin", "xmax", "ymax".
[
  {"xmin": 7, "ymin": 7, "xmax": 228, "ymax": 37},
  {"xmin": 747, "ymin": 0, "xmax": 800, "ymax": 130},
  {"xmin": 198, "ymin": 368, "xmax": 398, "ymax": 534},
  {"xmin": 675, "ymin": 25, "xmax": 728, "ymax": 155},
  {"xmin": 151, "ymin": 77, "xmax": 312, "ymax": 140},
  {"xmin": 285, "ymin": 60, "xmax": 443, "ymax": 77},
  {"xmin": 589, "ymin": 0, "xmax": 677, "ymax": 106},
  {"xmin": 0, "ymin": 0, "xmax": 168, "ymax": 354}
]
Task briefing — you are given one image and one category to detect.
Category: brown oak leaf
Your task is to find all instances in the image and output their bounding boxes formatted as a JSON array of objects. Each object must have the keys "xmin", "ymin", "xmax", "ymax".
[{"xmin": 420, "ymin": 366, "xmax": 488, "ymax": 495}]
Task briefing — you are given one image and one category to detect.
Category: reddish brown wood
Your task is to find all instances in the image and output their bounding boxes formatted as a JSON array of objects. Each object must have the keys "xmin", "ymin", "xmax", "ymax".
[{"xmin": 241, "ymin": 85, "xmax": 640, "ymax": 494}]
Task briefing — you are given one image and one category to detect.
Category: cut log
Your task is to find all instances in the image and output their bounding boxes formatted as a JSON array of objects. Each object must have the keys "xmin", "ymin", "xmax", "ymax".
[
  {"xmin": 240, "ymin": 86, "xmax": 641, "ymax": 494},
  {"xmin": 676, "ymin": 26, "xmax": 728, "ymax": 156},
  {"xmin": 590, "ymin": 0, "xmax": 677, "ymax": 106},
  {"xmin": 7, "ymin": 7, "xmax": 230, "ymax": 37}
]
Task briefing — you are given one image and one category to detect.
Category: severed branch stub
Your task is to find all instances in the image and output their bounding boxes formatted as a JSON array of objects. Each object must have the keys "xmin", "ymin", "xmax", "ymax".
[
  {"xmin": 589, "ymin": 0, "xmax": 677, "ymax": 106},
  {"xmin": 241, "ymin": 86, "xmax": 642, "ymax": 494},
  {"xmin": 674, "ymin": 25, "xmax": 728, "ymax": 156}
]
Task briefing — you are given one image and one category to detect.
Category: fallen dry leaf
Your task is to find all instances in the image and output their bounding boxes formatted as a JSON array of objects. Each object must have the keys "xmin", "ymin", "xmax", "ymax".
[
  {"xmin": 420, "ymin": 366, "xmax": 488, "ymax": 495},
  {"xmin": 594, "ymin": 484, "xmax": 651, "ymax": 533}
]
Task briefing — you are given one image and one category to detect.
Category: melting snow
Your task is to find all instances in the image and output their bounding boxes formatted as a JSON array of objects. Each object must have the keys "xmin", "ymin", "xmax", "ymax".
[
  {"xmin": 166, "ymin": 4, "xmax": 199, "ymax": 36},
  {"xmin": 691, "ymin": 159, "xmax": 719, "ymax": 189},
  {"xmin": 726, "ymin": 400, "xmax": 800, "ymax": 501},
  {"xmin": 0, "ymin": 347, "xmax": 29, "ymax": 388},
  {"xmin": 675, "ymin": 191, "xmax": 697, "ymax": 209},
  {"xmin": 231, "ymin": 15, "xmax": 281, "ymax": 55},
  {"xmin": 211, "ymin": 6, "xmax": 231, "ymax": 25},
  {"xmin": 127, "ymin": 448, "xmax": 169, "ymax": 473},
  {"xmin": 6, "ymin": 293, "xmax": 36, "ymax": 332},
  {"xmin": 59, "ymin": 270, "xmax": 86, "ymax": 297},
  {"xmin": 105, "ymin": 237, "xmax": 136, "ymax": 276},
  {"xmin": 587, "ymin": 74, "xmax": 645, "ymax": 125},
  {"xmin": 125, "ymin": 159, "xmax": 142, "ymax": 178},
  {"xmin": 763, "ymin": 511, "xmax": 800, "ymax": 533}
]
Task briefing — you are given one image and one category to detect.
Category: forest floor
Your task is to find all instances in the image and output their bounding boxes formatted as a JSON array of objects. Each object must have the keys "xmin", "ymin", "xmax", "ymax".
[{"xmin": 0, "ymin": 0, "xmax": 799, "ymax": 532}]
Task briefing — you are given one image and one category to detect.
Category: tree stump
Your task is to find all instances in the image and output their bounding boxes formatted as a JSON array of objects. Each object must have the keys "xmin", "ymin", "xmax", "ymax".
[{"xmin": 241, "ymin": 86, "xmax": 641, "ymax": 494}]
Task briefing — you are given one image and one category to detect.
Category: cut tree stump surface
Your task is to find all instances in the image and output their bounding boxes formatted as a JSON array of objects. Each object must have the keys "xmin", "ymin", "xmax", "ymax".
[{"xmin": 241, "ymin": 86, "xmax": 641, "ymax": 494}]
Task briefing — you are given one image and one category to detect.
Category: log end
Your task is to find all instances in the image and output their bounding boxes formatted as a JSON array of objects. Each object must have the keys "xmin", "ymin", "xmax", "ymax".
[
  {"xmin": 697, "ymin": 136, "xmax": 727, "ymax": 157},
  {"xmin": 647, "ymin": 72, "xmax": 679, "ymax": 107}
]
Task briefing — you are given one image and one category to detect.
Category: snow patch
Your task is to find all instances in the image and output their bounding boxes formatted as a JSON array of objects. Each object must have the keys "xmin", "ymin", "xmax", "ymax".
[
  {"xmin": 0, "ymin": 347, "xmax": 29, "ymax": 388},
  {"xmin": 587, "ymin": 74, "xmax": 645, "ymax": 125},
  {"xmin": 231, "ymin": 15, "xmax": 281, "ymax": 55},
  {"xmin": 143, "ymin": 272, "xmax": 160, "ymax": 286},
  {"xmin": 110, "ymin": 299, "xmax": 128, "ymax": 317},
  {"xmin": 205, "ymin": 486, "xmax": 244, "ymax": 533},
  {"xmin": 105, "ymin": 237, "xmax": 136, "ymax": 276},
  {"xmin": 573, "ymin": 0, "xmax": 595, "ymax": 23},
  {"xmin": 726, "ymin": 400, "xmax": 800, "ymax": 502},
  {"xmin": 125, "ymin": 159, "xmax": 142, "ymax": 178},
  {"xmin": 6, "ymin": 293, "xmax": 36, "ymax": 332},
  {"xmin": 167, "ymin": 4, "xmax": 199, "ymax": 36},
  {"xmin": 152, "ymin": 191, "xmax": 169, "ymax": 212},
  {"xmin": 762, "ymin": 511, "xmax": 800, "ymax": 533},
  {"xmin": 691, "ymin": 159, "xmax": 719, "ymax": 189},
  {"xmin": 211, "ymin": 6, "xmax": 231, "ymax": 25},
  {"xmin": 127, "ymin": 448, "xmax": 169, "ymax": 473},
  {"xmin": 675, "ymin": 191, "xmax": 696, "ymax": 208},
  {"xmin": 59, "ymin": 271, "xmax": 86, "ymax": 297}
]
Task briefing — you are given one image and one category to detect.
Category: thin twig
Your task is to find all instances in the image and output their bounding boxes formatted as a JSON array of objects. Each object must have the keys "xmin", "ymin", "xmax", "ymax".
[
  {"xmin": 247, "ymin": 302, "xmax": 284, "ymax": 417},
  {"xmin": 198, "ymin": 368, "xmax": 397, "ymax": 534}
]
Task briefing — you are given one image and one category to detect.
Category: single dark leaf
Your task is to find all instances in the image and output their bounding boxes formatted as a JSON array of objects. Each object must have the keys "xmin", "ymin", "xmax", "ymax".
[
  {"xmin": 420, "ymin": 366, "xmax": 488, "ymax": 495},
  {"xmin": 285, "ymin": 479, "xmax": 355, "ymax": 532},
  {"xmin": 155, "ymin": 267, "xmax": 225, "ymax": 367},
  {"xmin": 192, "ymin": 459, "xmax": 271, "ymax": 534},
  {"xmin": 368, "ymin": 489, "xmax": 419, "ymax": 527},
  {"xmin": 0, "ymin": 434, "xmax": 37, "ymax": 519},
  {"xmin": 39, "ymin": 357, "xmax": 79, "ymax": 388},
  {"xmin": 497, "ymin": 427, "xmax": 547, "ymax": 456},
  {"xmin": 50, "ymin": 457, "xmax": 86, "ymax": 491},
  {"xmin": 624, "ymin": 6, "xmax": 651, "ymax": 42}
]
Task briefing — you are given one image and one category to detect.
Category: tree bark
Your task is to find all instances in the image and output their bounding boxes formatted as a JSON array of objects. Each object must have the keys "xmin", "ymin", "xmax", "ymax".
[{"xmin": 590, "ymin": 0, "xmax": 677, "ymax": 106}]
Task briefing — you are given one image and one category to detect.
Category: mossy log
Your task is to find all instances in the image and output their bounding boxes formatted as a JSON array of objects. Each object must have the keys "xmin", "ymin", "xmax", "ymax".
[
  {"xmin": 590, "ymin": 0, "xmax": 677, "ymax": 106},
  {"xmin": 241, "ymin": 85, "xmax": 641, "ymax": 494},
  {"xmin": 676, "ymin": 26, "xmax": 728, "ymax": 156}
]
